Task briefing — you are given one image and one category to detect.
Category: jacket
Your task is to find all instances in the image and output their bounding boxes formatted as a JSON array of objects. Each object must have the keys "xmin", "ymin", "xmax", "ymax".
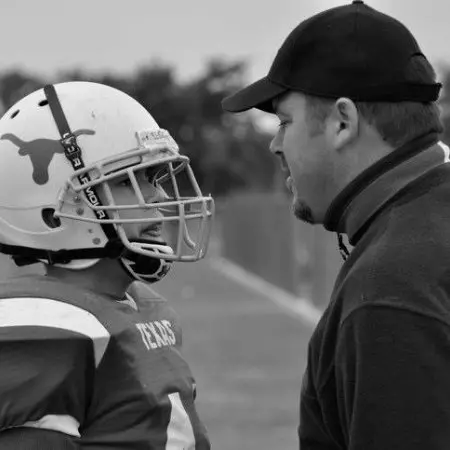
[{"xmin": 299, "ymin": 133, "xmax": 450, "ymax": 449}]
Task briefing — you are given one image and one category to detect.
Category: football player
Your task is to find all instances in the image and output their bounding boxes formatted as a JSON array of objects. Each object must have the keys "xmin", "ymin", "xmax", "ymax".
[{"xmin": 0, "ymin": 81, "xmax": 214, "ymax": 449}]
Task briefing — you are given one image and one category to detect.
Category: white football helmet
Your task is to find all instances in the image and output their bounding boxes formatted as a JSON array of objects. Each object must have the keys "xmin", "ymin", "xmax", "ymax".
[{"xmin": 0, "ymin": 81, "xmax": 214, "ymax": 282}]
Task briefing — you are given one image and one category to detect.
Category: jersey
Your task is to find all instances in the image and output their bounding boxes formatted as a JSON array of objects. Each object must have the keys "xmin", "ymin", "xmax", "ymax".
[{"xmin": 0, "ymin": 274, "xmax": 210, "ymax": 449}]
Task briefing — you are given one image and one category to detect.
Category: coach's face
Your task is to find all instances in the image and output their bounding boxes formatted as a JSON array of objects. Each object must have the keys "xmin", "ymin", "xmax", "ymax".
[{"xmin": 270, "ymin": 92, "xmax": 359, "ymax": 224}]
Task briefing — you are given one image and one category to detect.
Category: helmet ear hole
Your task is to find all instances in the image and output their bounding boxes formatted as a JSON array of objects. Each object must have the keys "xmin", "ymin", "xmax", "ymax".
[{"xmin": 42, "ymin": 208, "xmax": 61, "ymax": 228}]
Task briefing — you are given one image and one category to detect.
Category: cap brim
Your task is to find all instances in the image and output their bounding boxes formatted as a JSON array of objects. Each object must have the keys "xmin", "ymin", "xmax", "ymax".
[{"xmin": 221, "ymin": 77, "xmax": 287, "ymax": 113}]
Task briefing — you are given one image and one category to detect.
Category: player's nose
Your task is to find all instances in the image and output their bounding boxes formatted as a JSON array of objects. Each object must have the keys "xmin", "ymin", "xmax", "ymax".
[{"xmin": 145, "ymin": 185, "xmax": 169, "ymax": 205}]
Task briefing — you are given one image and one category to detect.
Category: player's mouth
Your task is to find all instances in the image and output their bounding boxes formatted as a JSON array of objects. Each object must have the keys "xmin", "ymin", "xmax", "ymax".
[{"xmin": 140, "ymin": 223, "xmax": 163, "ymax": 240}]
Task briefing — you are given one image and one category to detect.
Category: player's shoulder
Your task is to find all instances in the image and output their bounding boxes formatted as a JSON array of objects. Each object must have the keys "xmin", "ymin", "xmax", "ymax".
[
  {"xmin": 0, "ymin": 274, "xmax": 112, "ymax": 314},
  {"xmin": 127, "ymin": 281, "xmax": 184, "ymax": 345},
  {"xmin": 128, "ymin": 281, "xmax": 165, "ymax": 303},
  {"xmin": 0, "ymin": 273, "xmax": 96, "ymax": 299},
  {"xmin": 0, "ymin": 273, "xmax": 129, "ymax": 331},
  {"xmin": 0, "ymin": 274, "xmax": 111, "ymax": 367},
  {"xmin": 129, "ymin": 281, "xmax": 180, "ymax": 321}
]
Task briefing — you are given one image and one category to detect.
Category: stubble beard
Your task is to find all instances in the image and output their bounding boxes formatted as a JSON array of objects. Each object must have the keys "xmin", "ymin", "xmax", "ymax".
[{"xmin": 293, "ymin": 197, "xmax": 315, "ymax": 224}]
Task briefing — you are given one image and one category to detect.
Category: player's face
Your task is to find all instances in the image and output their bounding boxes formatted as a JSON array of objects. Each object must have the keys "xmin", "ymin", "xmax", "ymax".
[
  {"xmin": 108, "ymin": 166, "xmax": 170, "ymax": 243},
  {"xmin": 271, "ymin": 92, "xmax": 338, "ymax": 224}
]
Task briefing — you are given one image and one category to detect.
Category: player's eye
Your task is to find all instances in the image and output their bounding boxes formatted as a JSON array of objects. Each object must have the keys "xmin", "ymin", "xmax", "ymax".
[{"xmin": 117, "ymin": 177, "xmax": 132, "ymax": 188}]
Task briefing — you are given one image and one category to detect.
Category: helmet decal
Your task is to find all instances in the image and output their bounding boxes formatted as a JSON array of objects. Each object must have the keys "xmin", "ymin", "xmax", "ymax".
[{"xmin": 0, "ymin": 129, "xmax": 95, "ymax": 185}]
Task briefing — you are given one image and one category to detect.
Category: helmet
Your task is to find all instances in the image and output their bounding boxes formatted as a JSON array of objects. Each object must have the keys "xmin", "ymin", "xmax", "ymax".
[{"xmin": 0, "ymin": 81, "xmax": 214, "ymax": 282}]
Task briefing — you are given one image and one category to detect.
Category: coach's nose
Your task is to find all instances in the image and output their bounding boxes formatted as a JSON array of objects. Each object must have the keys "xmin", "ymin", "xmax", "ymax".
[{"xmin": 269, "ymin": 130, "xmax": 283, "ymax": 155}]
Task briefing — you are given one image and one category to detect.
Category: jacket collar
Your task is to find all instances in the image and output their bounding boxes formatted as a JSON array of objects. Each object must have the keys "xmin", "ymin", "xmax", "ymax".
[{"xmin": 324, "ymin": 133, "xmax": 446, "ymax": 245}]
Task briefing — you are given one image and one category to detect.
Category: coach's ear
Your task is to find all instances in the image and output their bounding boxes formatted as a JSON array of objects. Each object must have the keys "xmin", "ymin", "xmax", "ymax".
[{"xmin": 329, "ymin": 97, "xmax": 359, "ymax": 151}]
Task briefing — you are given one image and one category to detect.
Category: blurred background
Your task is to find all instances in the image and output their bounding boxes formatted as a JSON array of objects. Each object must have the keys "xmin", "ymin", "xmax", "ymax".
[{"xmin": 1, "ymin": 0, "xmax": 450, "ymax": 448}]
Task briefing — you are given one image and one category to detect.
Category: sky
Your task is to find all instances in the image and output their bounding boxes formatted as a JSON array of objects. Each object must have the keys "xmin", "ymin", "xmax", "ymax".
[{"xmin": 1, "ymin": 0, "xmax": 449, "ymax": 86}]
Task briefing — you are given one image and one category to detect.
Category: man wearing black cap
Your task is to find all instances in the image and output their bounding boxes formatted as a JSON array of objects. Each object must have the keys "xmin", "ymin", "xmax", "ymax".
[{"xmin": 223, "ymin": 1, "xmax": 450, "ymax": 449}]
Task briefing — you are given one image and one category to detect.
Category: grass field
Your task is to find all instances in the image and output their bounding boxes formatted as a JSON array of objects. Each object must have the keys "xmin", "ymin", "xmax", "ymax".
[{"xmin": 155, "ymin": 250, "xmax": 317, "ymax": 450}]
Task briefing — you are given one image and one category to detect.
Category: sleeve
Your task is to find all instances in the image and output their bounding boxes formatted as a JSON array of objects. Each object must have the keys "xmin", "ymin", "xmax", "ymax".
[
  {"xmin": 336, "ymin": 304, "xmax": 450, "ymax": 449},
  {"xmin": 0, "ymin": 297, "xmax": 110, "ymax": 441}
]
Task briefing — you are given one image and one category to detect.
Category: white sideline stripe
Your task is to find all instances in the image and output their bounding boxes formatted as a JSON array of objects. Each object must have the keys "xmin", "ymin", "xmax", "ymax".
[
  {"xmin": 211, "ymin": 257, "xmax": 322, "ymax": 327},
  {"xmin": 22, "ymin": 414, "xmax": 80, "ymax": 438},
  {"xmin": 0, "ymin": 297, "xmax": 110, "ymax": 366}
]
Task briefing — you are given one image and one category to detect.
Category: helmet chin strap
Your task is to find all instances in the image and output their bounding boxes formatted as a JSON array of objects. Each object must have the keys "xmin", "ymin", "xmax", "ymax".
[{"xmin": 119, "ymin": 239, "xmax": 173, "ymax": 283}]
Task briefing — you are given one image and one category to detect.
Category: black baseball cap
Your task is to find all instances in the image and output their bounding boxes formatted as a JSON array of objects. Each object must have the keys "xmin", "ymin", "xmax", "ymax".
[{"xmin": 222, "ymin": 0, "xmax": 441, "ymax": 113}]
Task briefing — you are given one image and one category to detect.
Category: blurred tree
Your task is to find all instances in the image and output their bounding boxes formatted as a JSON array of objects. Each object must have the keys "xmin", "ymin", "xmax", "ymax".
[
  {"xmin": 0, "ymin": 71, "xmax": 44, "ymax": 115},
  {"xmin": 0, "ymin": 59, "xmax": 281, "ymax": 197},
  {"xmin": 168, "ymin": 58, "xmax": 280, "ymax": 196}
]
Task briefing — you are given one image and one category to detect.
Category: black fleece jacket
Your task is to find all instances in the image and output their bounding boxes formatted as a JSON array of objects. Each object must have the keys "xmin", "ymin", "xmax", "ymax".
[{"xmin": 299, "ymin": 133, "xmax": 450, "ymax": 449}]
